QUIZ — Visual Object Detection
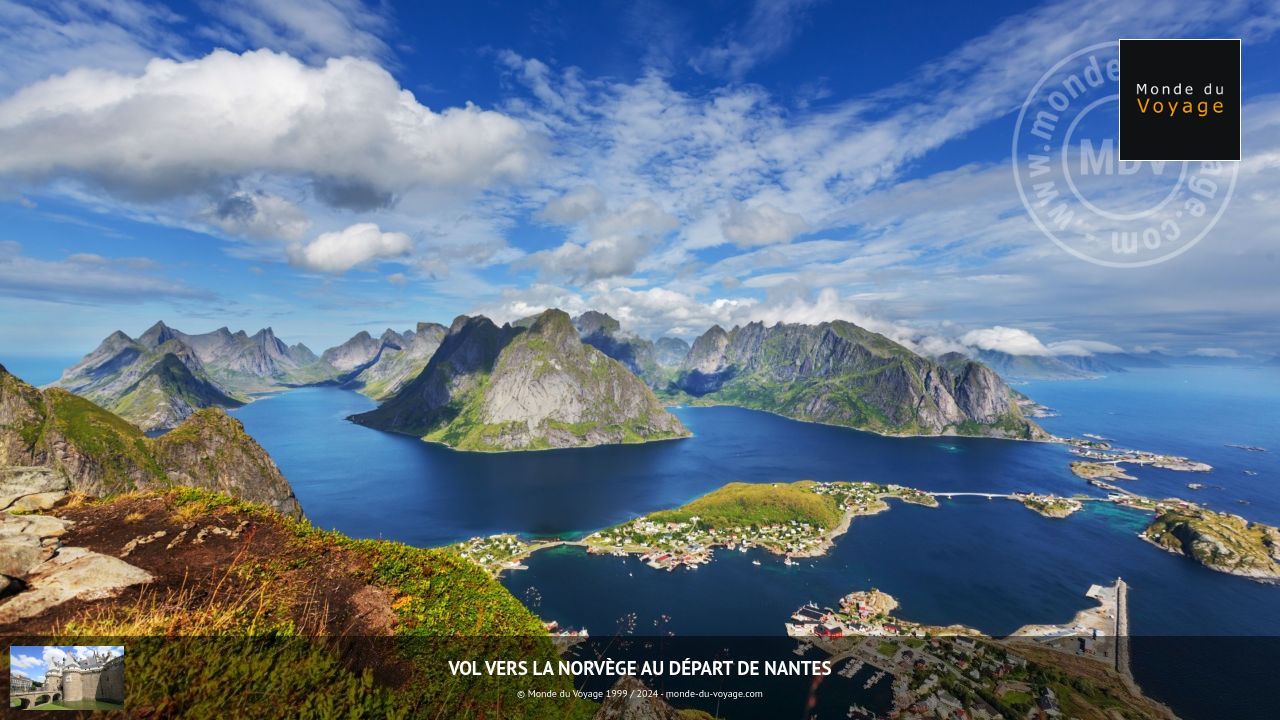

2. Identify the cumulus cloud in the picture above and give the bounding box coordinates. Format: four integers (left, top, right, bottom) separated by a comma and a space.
203, 191, 311, 241
960, 326, 1052, 356
539, 186, 606, 224
288, 223, 412, 273
720, 202, 810, 247
10, 654, 41, 670
526, 199, 677, 282
0, 49, 537, 206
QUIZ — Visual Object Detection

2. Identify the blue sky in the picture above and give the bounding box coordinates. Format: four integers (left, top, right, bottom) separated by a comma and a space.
9, 645, 124, 684
1, 0, 1279, 363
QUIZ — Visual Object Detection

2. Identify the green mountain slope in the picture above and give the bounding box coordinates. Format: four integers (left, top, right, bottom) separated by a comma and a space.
672, 321, 1044, 439
1, 365, 300, 517
353, 309, 689, 451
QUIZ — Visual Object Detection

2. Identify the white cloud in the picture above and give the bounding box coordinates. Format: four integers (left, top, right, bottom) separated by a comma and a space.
960, 326, 1052, 356
1046, 339, 1125, 357
199, 0, 395, 65
1189, 347, 1242, 358
10, 654, 41, 669
0, 49, 537, 206
203, 191, 311, 241
539, 186, 606, 224
526, 199, 677, 282
720, 202, 809, 247
691, 0, 821, 78
288, 223, 412, 273
0, 241, 210, 303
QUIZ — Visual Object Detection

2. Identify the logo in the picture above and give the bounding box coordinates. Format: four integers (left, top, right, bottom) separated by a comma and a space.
1013, 42, 1237, 268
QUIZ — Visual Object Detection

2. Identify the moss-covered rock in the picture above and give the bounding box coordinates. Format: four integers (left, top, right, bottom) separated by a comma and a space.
353, 310, 689, 451
1144, 506, 1280, 581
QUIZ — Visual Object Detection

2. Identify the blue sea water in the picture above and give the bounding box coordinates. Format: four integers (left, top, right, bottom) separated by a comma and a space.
0, 356, 78, 387
225, 365, 1280, 719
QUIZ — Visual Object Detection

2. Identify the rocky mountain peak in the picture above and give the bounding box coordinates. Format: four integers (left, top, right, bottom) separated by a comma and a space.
574, 310, 621, 337
138, 321, 178, 349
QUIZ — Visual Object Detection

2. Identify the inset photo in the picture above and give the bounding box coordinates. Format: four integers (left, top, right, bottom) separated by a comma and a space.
8, 646, 124, 711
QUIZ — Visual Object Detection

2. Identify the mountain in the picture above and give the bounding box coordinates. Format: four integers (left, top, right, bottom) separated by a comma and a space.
670, 322, 1044, 439
172, 325, 336, 392
654, 336, 691, 367
52, 322, 338, 431
320, 330, 383, 371
974, 349, 1103, 381
572, 311, 688, 389
326, 323, 449, 400
352, 309, 689, 451
1, 365, 301, 517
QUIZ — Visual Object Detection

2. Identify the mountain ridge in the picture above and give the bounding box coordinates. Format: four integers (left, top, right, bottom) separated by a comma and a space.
352, 309, 689, 451
672, 320, 1044, 439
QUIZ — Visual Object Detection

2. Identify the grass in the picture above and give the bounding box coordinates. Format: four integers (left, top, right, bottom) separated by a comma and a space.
647, 481, 843, 531
50, 488, 595, 720
31, 700, 125, 710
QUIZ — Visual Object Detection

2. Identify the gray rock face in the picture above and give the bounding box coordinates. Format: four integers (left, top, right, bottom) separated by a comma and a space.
353, 310, 688, 451
328, 322, 449, 400
592, 676, 682, 720
573, 311, 665, 386
0, 466, 69, 512
151, 409, 303, 520
653, 337, 691, 368
673, 321, 1042, 438
321, 330, 383, 371
0, 543, 153, 624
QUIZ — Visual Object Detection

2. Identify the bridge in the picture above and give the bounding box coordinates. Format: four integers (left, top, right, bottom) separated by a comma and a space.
931, 492, 1017, 499
10, 689, 61, 709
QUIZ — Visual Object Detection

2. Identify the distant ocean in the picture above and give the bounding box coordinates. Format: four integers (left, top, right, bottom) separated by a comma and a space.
0, 356, 78, 386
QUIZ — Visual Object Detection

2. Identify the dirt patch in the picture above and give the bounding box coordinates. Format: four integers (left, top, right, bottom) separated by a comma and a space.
0, 494, 396, 640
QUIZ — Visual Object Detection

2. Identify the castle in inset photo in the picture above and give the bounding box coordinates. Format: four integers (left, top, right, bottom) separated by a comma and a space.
8, 646, 125, 711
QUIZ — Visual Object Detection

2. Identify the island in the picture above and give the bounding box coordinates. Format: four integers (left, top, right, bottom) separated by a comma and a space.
1069, 461, 1136, 481
1143, 506, 1280, 582
582, 481, 937, 569
1014, 493, 1084, 518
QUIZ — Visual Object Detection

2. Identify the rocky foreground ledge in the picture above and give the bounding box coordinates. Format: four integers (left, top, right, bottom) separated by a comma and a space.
0, 489, 584, 720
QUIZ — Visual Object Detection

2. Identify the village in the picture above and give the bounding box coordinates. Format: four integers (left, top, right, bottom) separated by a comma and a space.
585, 482, 940, 571
781, 582, 1141, 719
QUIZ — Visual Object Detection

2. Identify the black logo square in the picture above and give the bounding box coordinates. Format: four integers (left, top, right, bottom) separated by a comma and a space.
1119, 39, 1240, 161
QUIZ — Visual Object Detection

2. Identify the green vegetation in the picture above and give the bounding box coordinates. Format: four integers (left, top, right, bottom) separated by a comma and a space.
1144, 506, 1280, 579
45, 388, 168, 493
672, 319, 1042, 439
648, 481, 843, 530
53, 488, 593, 720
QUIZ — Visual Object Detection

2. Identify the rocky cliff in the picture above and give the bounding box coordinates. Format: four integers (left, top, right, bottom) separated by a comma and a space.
573, 311, 685, 389
328, 322, 448, 400
673, 321, 1043, 439
1, 365, 301, 518
353, 310, 689, 451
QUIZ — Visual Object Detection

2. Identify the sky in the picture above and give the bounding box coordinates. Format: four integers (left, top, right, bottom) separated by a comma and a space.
1, 0, 1278, 362
9, 645, 124, 684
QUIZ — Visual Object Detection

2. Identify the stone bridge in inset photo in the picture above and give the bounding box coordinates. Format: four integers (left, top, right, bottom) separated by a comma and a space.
9, 688, 61, 709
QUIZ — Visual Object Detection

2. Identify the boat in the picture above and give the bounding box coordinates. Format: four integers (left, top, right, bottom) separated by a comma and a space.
752, 560, 761, 566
